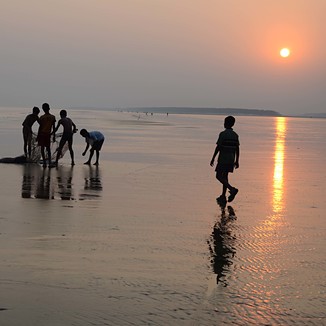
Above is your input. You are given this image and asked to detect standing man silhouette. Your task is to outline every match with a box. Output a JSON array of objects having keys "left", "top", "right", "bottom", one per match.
[
  {"left": 22, "top": 106, "right": 40, "bottom": 158},
  {"left": 37, "top": 103, "right": 56, "bottom": 167}
]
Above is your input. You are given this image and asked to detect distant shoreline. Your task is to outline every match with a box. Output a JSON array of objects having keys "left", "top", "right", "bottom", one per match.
[
  {"left": 0, "top": 106, "right": 324, "bottom": 118},
  {"left": 70, "top": 106, "right": 326, "bottom": 118},
  {"left": 72, "top": 107, "right": 282, "bottom": 117}
]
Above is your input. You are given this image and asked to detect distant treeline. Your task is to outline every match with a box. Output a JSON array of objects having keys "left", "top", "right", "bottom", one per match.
[
  {"left": 128, "top": 107, "right": 282, "bottom": 116},
  {"left": 73, "top": 107, "right": 282, "bottom": 117}
]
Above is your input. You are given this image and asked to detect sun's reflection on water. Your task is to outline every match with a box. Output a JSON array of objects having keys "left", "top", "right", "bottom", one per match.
[{"left": 272, "top": 117, "right": 286, "bottom": 214}]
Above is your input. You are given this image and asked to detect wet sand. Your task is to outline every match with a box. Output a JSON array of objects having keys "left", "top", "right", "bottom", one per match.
[{"left": 0, "top": 109, "right": 325, "bottom": 325}]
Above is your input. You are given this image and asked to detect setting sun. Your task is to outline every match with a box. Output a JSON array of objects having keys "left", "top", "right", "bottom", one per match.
[{"left": 280, "top": 48, "right": 291, "bottom": 58}]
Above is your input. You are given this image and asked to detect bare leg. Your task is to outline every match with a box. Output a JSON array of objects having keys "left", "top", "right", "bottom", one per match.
[
  {"left": 55, "top": 147, "right": 62, "bottom": 165},
  {"left": 24, "top": 142, "right": 28, "bottom": 157},
  {"left": 70, "top": 149, "right": 75, "bottom": 165},
  {"left": 41, "top": 146, "right": 47, "bottom": 167},
  {"left": 46, "top": 146, "right": 51, "bottom": 166},
  {"left": 93, "top": 150, "right": 100, "bottom": 165},
  {"left": 217, "top": 171, "right": 233, "bottom": 193},
  {"left": 222, "top": 184, "right": 227, "bottom": 197},
  {"left": 217, "top": 171, "right": 238, "bottom": 202},
  {"left": 84, "top": 148, "right": 94, "bottom": 165},
  {"left": 68, "top": 140, "right": 75, "bottom": 165},
  {"left": 23, "top": 131, "right": 28, "bottom": 157},
  {"left": 27, "top": 135, "right": 32, "bottom": 158},
  {"left": 56, "top": 138, "right": 65, "bottom": 165}
]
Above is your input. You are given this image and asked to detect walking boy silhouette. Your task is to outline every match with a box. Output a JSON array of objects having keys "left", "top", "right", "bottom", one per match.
[{"left": 210, "top": 116, "right": 240, "bottom": 205}]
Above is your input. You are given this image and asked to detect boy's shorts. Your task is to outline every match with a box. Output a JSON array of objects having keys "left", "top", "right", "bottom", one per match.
[
  {"left": 60, "top": 132, "right": 73, "bottom": 145},
  {"left": 216, "top": 163, "right": 234, "bottom": 173},
  {"left": 37, "top": 132, "right": 51, "bottom": 147},
  {"left": 92, "top": 139, "right": 104, "bottom": 151}
]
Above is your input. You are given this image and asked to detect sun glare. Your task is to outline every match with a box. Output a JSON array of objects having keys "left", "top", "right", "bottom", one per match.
[{"left": 280, "top": 48, "right": 290, "bottom": 58}]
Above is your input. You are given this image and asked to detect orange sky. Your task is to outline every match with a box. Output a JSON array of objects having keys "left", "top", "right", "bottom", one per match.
[{"left": 1, "top": 0, "right": 325, "bottom": 114}]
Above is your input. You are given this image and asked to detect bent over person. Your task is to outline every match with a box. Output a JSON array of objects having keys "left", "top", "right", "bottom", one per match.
[
  {"left": 210, "top": 116, "right": 240, "bottom": 206},
  {"left": 80, "top": 129, "right": 105, "bottom": 165}
]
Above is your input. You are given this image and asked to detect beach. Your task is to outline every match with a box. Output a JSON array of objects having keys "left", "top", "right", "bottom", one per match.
[{"left": 0, "top": 108, "right": 325, "bottom": 325}]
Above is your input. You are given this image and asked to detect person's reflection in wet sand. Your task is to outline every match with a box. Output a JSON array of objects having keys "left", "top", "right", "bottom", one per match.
[
  {"left": 208, "top": 203, "right": 237, "bottom": 286},
  {"left": 56, "top": 166, "right": 74, "bottom": 200},
  {"left": 21, "top": 164, "right": 42, "bottom": 198},
  {"left": 35, "top": 168, "right": 53, "bottom": 199},
  {"left": 84, "top": 165, "right": 102, "bottom": 191},
  {"left": 80, "top": 165, "right": 102, "bottom": 200}
]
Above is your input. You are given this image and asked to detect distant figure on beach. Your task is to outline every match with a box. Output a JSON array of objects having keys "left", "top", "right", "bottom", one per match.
[
  {"left": 210, "top": 116, "right": 240, "bottom": 205},
  {"left": 53, "top": 109, "right": 77, "bottom": 166},
  {"left": 80, "top": 129, "right": 105, "bottom": 165},
  {"left": 22, "top": 106, "right": 40, "bottom": 158},
  {"left": 37, "top": 103, "right": 56, "bottom": 167}
]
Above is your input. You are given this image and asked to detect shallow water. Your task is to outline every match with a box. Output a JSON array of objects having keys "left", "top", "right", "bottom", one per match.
[{"left": 0, "top": 108, "right": 325, "bottom": 325}]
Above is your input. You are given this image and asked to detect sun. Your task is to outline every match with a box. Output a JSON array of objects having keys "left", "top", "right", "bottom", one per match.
[{"left": 280, "top": 48, "right": 290, "bottom": 58}]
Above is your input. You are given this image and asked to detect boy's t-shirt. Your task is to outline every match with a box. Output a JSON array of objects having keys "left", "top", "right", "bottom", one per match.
[
  {"left": 86, "top": 131, "right": 105, "bottom": 146},
  {"left": 39, "top": 113, "right": 56, "bottom": 134},
  {"left": 216, "top": 128, "right": 239, "bottom": 165}
]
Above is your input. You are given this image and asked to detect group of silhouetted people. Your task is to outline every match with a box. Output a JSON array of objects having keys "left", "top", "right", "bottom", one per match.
[
  {"left": 23, "top": 105, "right": 240, "bottom": 202},
  {"left": 22, "top": 103, "right": 105, "bottom": 167}
]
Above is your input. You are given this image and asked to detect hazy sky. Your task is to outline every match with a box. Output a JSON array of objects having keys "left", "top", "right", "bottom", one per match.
[{"left": 1, "top": 0, "right": 325, "bottom": 115}]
